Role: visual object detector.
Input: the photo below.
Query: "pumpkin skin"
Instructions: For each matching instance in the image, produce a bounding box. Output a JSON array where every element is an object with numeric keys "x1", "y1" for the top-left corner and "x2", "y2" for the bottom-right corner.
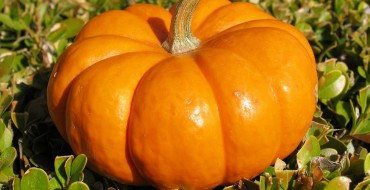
[{"x1": 47, "y1": 0, "x2": 318, "y2": 189}]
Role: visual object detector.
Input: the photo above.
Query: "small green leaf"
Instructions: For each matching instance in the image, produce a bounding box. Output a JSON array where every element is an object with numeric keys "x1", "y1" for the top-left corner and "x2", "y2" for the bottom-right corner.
[
  {"x1": 54, "y1": 156, "x2": 70, "y2": 187},
  {"x1": 0, "y1": 147, "x2": 17, "y2": 171},
  {"x1": 49, "y1": 177, "x2": 63, "y2": 190},
  {"x1": 334, "y1": 101, "x2": 352, "y2": 126},
  {"x1": 11, "y1": 112, "x2": 29, "y2": 133},
  {"x1": 48, "y1": 18, "x2": 84, "y2": 42},
  {"x1": 358, "y1": 85, "x2": 370, "y2": 114},
  {"x1": 354, "y1": 178, "x2": 370, "y2": 190},
  {"x1": 68, "y1": 182, "x2": 90, "y2": 190},
  {"x1": 325, "y1": 176, "x2": 351, "y2": 190},
  {"x1": 0, "y1": 127, "x2": 13, "y2": 151},
  {"x1": 65, "y1": 155, "x2": 74, "y2": 178},
  {"x1": 0, "y1": 172, "x2": 9, "y2": 183},
  {"x1": 295, "y1": 22, "x2": 313, "y2": 34},
  {"x1": 0, "y1": 91, "x2": 13, "y2": 116},
  {"x1": 365, "y1": 153, "x2": 370, "y2": 176},
  {"x1": 12, "y1": 177, "x2": 21, "y2": 190},
  {"x1": 0, "y1": 52, "x2": 16, "y2": 83},
  {"x1": 314, "y1": 181, "x2": 328, "y2": 190},
  {"x1": 321, "y1": 136, "x2": 347, "y2": 155},
  {"x1": 297, "y1": 136, "x2": 321, "y2": 169},
  {"x1": 318, "y1": 70, "x2": 347, "y2": 100},
  {"x1": 275, "y1": 170, "x2": 297, "y2": 190},
  {"x1": 21, "y1": 168, "x2": 49, "y2": 190},
  {"x1": 320, "y1": 148, "x2": 338, "y2": 158},
  {"x1": 70, "y1": 154, "x2": 87, "y2": 181},
  {"x1": 0, "y1": 14, "x2": 25, "y2": 31},
  {"x1": 0, "y1": 121, "x2": 5, "y2": 140}
]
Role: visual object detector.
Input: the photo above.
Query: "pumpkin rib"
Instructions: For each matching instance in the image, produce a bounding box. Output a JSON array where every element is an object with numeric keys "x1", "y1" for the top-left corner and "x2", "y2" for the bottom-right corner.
[
  {"x1": 204, "y1": 27, "x2": 317, "y2": 89},
  {"x1": 194, "y1": 2, "x2": 275, "y2": 40},
  {"x1": 203, "y1": 27, "x2": 317, "y2": 159},
  {"x1": 125, "y1": 4, "x2": 171, "y2": 43},
  {"x1": 190, "y1": 0, "x2": 231, "y2": 31},
  {"x1": 47, "y1": 35, "x2": 167, "y2": 139},
  {"x1": 217, "y1": 20, "x2": 316, "y2": 66},
  {"x1": 65, "y1": 51, "x2": 170, "y2": 185},
  {"x1": 193, "y1": 48, "x2": 282, "y2": 182},
  {"x1": 74, "y1": 10, "x2": 166, "y2": 46},
  {"x1": 128, "y1": 55, "x2": 226, "y2": 189}
]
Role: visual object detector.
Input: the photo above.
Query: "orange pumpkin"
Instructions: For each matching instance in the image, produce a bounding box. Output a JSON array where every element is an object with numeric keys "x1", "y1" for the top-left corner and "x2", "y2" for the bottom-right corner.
[{"x1": 47, "y1": 0, "x2": 318, "y2": 189}]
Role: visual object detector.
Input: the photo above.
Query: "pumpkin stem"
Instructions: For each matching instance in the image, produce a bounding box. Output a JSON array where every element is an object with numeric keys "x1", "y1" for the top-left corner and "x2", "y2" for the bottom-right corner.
[{"x1": 162, "y1": 0, "x2": 200, "y2": 54}]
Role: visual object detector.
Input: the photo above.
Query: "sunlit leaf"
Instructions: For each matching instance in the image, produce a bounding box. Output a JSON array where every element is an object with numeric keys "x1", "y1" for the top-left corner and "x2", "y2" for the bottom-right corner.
[
  {"x1": 326, "y1": 176, "x2": 351, "y2": 190},
  {"x1": 68, "y1": 181, "x2": 89, "y2": 190},
  {"x1": 365, "y1": 153, "x2": 370, "y2": 176},
  {"x1": 54, "y1": 156, "x2": 70, "y2": 187},
  {"x1": 21, "y1": 168, "x2": 49, "y2": 190},
  {"x1": 297, "y1": 136, "x2": 321, "y2": 169},
  {"x1": 0, "y1": 147, "x2": 17, "y2": 171},
  {"x1": 318, "y1": 70, "x2": 347, "y2": 100}
]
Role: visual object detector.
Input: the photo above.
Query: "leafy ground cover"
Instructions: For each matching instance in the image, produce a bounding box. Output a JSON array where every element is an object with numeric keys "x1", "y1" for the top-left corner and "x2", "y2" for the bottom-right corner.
[{"x1": 0, "y1": 0, "x2": 369, "y2": 189}]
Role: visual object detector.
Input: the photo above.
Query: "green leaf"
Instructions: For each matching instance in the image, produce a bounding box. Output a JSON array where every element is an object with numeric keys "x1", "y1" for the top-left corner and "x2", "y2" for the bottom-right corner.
[
  {"x1": 0, "y1": 172, "x2": 9, "y2": 183},
  {"x1": 68, "y1": 182, "x2": 90, "y2": 190},
  {"x1": 275, "y1": 170, "x2": 296, "y2": 190},
  {"x1": 318, "y1": 70, "x2": 347, "y2": 100},
  {"x1": 21, "y1": 168, "x2": 49, "y2": 190},
  {"x1": 65, "y1": 155, "x2": 74, "y2": 179},
  {"x1": 49, "y1": 177, "x2": 63, "y2": 190},
  {"x1": 295, "y1": 22, "x2": 313, "y2": 34},
  {"x1": 48, "y1": 18, "x2": 84, "y2": 42},
  {"x1": 0, "y1": 14, "x2": 25, "y2": 31},
  {"x1": 365, "y1": 153, "x2": 370, "y2": 176},
  {"x1": 0, "y1": 52, "x2": 17, "y2": 82},
  {"x1": 70, "y1": 154, "x2": 87, "y2": 179},
  {"x1": 54, "y1": 156, "x2": 70, "y2": 187},
  {"x1": 359, "y1": 85, "x2": 370, "y2": 114},
  {"x1": 325, "y1": 176, "x2": 351, "y2": 190},
  {"x1": 354, "y1": 178, "x2": 370, "y2": 190},
  {"x1": 297, "y1": 136, "x2": 321, "y2": 169},
  {"x1": 0, "y1": 127, "x2": 13, "y2": 151},
  {"x1": 70, "y1": 154, "x2": 87, "y2": 183},
  {"x1": 334, "y1": 0, "x2": 344, "y2": 14},
  {"x1": 334, "y1": 101, "x2": 352, "y2": 126},
  {"x1": 0, "y1": 147, "x2": 17, "y2": 171},
  {"x1": 11, "y1": 112, "x2": 29, "y2": 133},
  {"x1": 321, "y1": 136, "x2": 347, "y2": 155},
  {"x1": 12, "y1": 177, "x2": 21, "y2": 190},
  {"x1": 320, "y1": 148, "x2": 338, "y2": 158},
  {"x1": 0, "y1": 121, "x2": 5, "y2": 140},
  {"x1": 0, "y1": 91, "x2": 13, "y2": 116},
  {"x1": 314, "y1": 181, "x2": 328, "y2": 190}
]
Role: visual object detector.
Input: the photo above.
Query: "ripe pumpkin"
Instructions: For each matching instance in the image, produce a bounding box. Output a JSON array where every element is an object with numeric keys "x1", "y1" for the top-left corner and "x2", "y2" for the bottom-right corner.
[{"x1": 47, "y1": 0, "x2": 318, "y2": 189}]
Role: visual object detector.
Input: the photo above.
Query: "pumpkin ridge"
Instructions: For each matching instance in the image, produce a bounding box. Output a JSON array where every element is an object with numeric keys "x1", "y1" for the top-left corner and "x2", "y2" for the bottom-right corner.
[
  {"x1": 204, "y1": 27, "x2": 317, "y2": 87},
  {"x1": 47, "y1": 35, "x2": 167, "y2": 139},
  {"x1": 193, "y1": 48, "x2": 281, "y2": 183},
  {"x1": 203, "y1": 27, "x2": 317, "y2": 159},
  {"x1": 65, "y1": 51, "x2": 170, "y2": 184},
  {"x1": 192, "y1": 1, "x2": 231, "y2": 33},
  {"x1": 213, "y1": 22, "x2": 315, "y2": 66},
  {"x1": 194, "y1": 2, "x2": 275, "y2": 40},
  {"x1": 127, "y1": 55, "x2": 226, "y2": 189},
  {"x1": 125, "y1": 4, "x2": 171, "y2": 43},
  {"x1": 75, "y1": 10, "x2": 165, "y2": 46}
]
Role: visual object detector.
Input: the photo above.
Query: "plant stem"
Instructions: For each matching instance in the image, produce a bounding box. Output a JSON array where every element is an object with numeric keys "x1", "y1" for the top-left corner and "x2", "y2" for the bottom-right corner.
[{"x1": 162, "y1": 0, "x2": 200, "y2": 54}]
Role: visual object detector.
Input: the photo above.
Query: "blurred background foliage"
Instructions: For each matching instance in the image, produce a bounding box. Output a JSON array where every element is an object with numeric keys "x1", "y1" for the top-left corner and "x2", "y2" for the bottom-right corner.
[{"x1": 0, "y1": 0, "x2": 370, "y2": 189}]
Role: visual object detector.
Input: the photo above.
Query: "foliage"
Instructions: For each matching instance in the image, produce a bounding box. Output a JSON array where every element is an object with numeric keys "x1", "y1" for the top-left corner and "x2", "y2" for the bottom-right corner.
[{"x1": 0, "y1": 0, "x2": 369, "y2": 189}]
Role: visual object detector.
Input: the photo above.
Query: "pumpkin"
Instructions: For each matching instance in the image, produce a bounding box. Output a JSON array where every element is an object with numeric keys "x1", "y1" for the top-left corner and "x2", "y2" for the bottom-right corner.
[{"x1": 47, "y1": 0, "x2": 318, "y2": 189}]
